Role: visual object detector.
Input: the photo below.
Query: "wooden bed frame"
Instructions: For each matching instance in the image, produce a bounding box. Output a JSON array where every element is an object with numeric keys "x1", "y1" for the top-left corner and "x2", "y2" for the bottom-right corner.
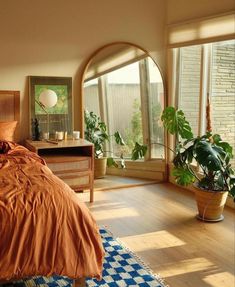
[{"x1": 0, "y1": 90, "x2": 86, "y2": 286}]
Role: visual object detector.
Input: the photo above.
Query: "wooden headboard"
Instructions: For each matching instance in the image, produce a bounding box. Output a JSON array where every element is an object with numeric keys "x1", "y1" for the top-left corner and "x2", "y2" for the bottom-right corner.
[{"x1": 0, "y1": 90, "x2": 20, "y2": 141}]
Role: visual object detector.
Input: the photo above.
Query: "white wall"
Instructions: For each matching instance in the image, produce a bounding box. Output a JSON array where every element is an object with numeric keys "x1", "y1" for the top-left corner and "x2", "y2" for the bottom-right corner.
[{"x1": 0, "y1": 0, "x2": 167, "y2": 141}]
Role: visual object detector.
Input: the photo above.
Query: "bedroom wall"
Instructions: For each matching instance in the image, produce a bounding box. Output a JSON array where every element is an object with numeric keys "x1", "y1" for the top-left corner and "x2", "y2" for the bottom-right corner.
[
  {"x1": 167, "y1": 0, "x2": 235, "y2": 24},
  {"x1": 0, "y1": 0, "x2": 167, "y2": 141}
]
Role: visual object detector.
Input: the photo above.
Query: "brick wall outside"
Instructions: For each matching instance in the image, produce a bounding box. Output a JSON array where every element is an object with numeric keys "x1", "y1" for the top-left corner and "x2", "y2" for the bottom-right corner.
[
  {"x1": 178, "y1": 45, "x2": 201, "y2": 136},
  {"x1": 211, "y1": 41, "x2": 235, "y2": 168},
  {"x1": 178, "y1": 41, "x2": 235, "y2": 168}
]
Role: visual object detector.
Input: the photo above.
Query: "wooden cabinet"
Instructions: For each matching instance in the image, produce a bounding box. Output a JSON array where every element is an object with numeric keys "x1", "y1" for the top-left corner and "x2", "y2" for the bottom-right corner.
[{"x1": 24, "y1": 139, "x2": 94, "y2": 202}]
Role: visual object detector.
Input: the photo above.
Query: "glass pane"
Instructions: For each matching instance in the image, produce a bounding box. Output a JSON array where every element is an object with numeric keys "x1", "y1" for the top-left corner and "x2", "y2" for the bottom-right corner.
[
  {"x1": 147, "y1": 57, "x2": 164, "y2": 158},
  {"x1": 84, "y1": 78, "x2": 100, "y2": 117},
  {"x1": 211, "y1": 39, "x2": 235, "y2": 168},
  {"x1": 178, "y1": 45, "x2": 202, "y2": 136},
  {"x1": 105, "y1": 62, "x2": 142, "y2": 159}
]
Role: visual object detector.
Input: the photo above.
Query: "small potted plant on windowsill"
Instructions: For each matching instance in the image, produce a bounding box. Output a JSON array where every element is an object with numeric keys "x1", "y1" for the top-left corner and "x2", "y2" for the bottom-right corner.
[
  {"x1": 84, "y1": 110, "x2": 147, "y2": 178},
  {"x1": 161, "y1": 104, "x2": 235, "y2": 222}
]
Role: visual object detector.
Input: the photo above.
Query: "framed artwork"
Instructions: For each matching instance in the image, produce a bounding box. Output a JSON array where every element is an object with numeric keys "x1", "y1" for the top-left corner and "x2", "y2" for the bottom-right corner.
[{"x1": 29, "y1": 76, "x2": 72, "y2": 139}]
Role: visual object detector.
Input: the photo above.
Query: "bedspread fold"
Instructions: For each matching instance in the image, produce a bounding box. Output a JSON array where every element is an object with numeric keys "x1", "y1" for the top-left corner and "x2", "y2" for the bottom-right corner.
[{"x1": 0, "y1": 142, "x2": 104, "y2": 280}]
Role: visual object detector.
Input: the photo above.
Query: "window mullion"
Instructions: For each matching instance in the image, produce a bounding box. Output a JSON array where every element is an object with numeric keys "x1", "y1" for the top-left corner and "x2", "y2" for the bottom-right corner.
[
  {"x1": 198, "y1": 44, "x2": 210, "y2": 136},
  {"x1": 99, "y1": 75, "x2": 112, "y2": 154},
  {"x1": 139, "y1": 59, "x2": 150, "y2": 160}
]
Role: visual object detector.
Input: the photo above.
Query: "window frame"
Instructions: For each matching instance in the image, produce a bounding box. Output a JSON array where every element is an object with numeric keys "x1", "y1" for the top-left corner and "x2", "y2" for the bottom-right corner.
[
  {"x1": 84, "y1": 56, "x2": 165, "y2": 162},
  {"x1": 171, "y1": 39, "x2": 235, "y2": 169}
]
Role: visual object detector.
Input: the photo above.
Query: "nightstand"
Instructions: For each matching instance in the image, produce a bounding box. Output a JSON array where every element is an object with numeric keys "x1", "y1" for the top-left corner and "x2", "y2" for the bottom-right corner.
[{"x1": 25, "y1": 139, "x2": 94, "y2": 202}]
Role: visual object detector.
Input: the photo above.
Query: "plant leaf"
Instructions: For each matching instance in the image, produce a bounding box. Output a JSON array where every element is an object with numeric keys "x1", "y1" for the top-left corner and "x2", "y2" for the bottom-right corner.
[
  {"x1": 172, "y1": 167, "x2": 195, "y2": 186},
  {"x1": 195, "y1": 140, "x2": 226, "y2": 171},
  {"x1": 212, "y1": 134, "x2": 233, "y2": 159},
  {"x1": 161, "y1": 107, "x2": 194, "y2": 140},
  {"x1": 107, "y1": 157, "x2": 118, "y2": 168},
  {"x1": 114, "y1": 131, "x2": 125, "y2": 146},
  {"x1": 131, "y1": 142, "x2": 147, "y2": 160}
]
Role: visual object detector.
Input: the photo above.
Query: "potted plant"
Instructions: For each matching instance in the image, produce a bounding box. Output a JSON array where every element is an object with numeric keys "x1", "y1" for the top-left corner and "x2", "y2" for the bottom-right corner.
[
  {"x1": 84, "y1": 110, "x2": 147, "y2": 178},
  {"x1": 161, "y1": 106, "x2": 235, "y2": 221}
]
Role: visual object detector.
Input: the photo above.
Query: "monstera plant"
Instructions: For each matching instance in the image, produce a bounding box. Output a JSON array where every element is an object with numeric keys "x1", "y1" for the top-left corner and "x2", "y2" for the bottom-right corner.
[{"x1": 161, "y1": 106, "x2": 235, "y2": 221}]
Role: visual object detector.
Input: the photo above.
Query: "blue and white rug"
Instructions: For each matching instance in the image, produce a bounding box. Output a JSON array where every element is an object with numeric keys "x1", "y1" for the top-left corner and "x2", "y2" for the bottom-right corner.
[{"x1": 2, "y1": 228, "x2": 166, "y2": 287}]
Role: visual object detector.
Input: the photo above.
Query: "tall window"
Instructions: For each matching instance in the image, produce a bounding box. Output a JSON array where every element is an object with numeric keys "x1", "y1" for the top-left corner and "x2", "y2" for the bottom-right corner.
[
  {"x1": 84, "y1": 56, "x2": 165, "y2": 160},
  {"x1": 106, "y1": 62, "x2": 142, "y2": 158},
  {"x1": 175, "y1": 39, "x2": 235, "y2": 167},
  {"x1": 210, "y1": 40, "x2": 235, "y2": 162},
  {"x1": 147, "y1": 57, "x2": 165, "y2": 158},
  {"x1": 84, "y1": 78, "x2": 100, "y2": 117},
  {"x1": 177, "y1": 45, "x2": 202, "y2": 136}
]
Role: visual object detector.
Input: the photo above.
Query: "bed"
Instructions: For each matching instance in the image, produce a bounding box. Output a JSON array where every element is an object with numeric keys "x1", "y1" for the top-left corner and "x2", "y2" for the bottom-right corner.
[{"x1": 0, "y1": 91, "x2": 104, "y2": 286}]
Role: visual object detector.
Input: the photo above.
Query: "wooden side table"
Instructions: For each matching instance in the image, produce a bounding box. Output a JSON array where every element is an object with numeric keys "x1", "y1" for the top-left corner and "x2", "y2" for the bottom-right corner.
[{"x1": 25, "y1": 139, "x2": 94, "y2": 202}]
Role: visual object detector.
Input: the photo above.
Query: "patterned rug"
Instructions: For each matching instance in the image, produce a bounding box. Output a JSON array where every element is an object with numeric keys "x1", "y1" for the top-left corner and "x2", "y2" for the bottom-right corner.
[{"x1": 1, "y1": 228, "x2": 166, "y2": 287}]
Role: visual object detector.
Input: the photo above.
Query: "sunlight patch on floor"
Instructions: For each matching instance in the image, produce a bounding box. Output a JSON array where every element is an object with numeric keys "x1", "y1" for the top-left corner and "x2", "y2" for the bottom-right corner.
[
  {"x1": 157, "y1": 257, "x2": 216, "y2": 277},
  {"x1": 91, "y1": 207, "x2": 139, "y2": 220},
  {"x1": 203, "y1": 272, "x2": 235, "y2": 287},
  {"x1": 120, "y1": 230, "x2": 186, "y2": 251}
]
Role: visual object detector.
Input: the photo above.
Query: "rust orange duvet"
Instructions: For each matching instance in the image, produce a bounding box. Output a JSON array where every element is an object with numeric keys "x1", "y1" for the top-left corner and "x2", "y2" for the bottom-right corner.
[{"x1": 0, "y1": 141, "x2": 104, "y2": 281}]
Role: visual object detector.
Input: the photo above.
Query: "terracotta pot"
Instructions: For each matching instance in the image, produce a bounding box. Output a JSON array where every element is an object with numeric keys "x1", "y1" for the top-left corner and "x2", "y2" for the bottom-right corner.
[
  {"x1": 193, "y1": 186, "x2": 228, "y2": 222},
  {"x1": 94, "y1": 157, "x2": 107, "y2": 179}
]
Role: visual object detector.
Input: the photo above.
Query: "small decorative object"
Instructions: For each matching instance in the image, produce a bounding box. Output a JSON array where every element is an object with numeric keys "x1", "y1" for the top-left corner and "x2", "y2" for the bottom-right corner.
[
  {"x1": 42, "y1": 132, "x2": 49, "y2": 140},
  {"x1": 32, "y1": 118, "x2": 40, "y2": 141},
  {"x1": 35, "y1": 89, "x2": 58, "y2": 139},
  {"x1": 64, "y1": 131, "x2": 68, "y2": 140},
  {"x1": 73, "y1": 131, "x2": 80, "y2": 140},
  {"x1": 55, "y1": 131, "x2": 64, "y2": 141}
]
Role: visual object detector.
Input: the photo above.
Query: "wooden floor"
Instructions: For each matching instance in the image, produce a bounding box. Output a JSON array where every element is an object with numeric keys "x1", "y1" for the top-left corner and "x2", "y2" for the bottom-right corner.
[{"x1": 78, "y1": 181, "x2": 235, "y2": 287}]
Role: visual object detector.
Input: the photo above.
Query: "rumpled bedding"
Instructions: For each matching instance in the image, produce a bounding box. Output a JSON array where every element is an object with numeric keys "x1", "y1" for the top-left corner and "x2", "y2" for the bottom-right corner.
[{"x1": 0, "y1": 141, "x2": 104, "y2": 281}]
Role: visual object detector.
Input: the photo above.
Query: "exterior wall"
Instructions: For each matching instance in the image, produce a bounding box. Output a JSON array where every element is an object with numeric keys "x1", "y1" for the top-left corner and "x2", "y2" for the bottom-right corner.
[
  {"x1": 211, "y1": 41, "x2": 235, "y2": 166},
  {"x1": 178, "y1": 46, "x2": 201, "y2": 136},
  {"x1": 84, "y1": 83, "x2": 163, "y2": 138}
]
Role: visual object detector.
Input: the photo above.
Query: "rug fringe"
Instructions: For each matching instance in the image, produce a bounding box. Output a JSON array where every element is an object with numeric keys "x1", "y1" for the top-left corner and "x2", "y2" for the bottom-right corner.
[{"x1": 101, "y1": 225, "x2": 170, "y2": 287}]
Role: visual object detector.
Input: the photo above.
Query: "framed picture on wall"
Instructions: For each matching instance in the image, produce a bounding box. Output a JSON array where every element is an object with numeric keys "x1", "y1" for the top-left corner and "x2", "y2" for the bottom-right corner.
[{"x1": 29, "y1": 76, "x2": 73, "y2": 140}]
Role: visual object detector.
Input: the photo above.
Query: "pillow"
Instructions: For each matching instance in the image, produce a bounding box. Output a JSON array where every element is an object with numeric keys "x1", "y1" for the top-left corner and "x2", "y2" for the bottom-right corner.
[{"x1": 0, "y1": 121, "x2": 18, "y2": 141}]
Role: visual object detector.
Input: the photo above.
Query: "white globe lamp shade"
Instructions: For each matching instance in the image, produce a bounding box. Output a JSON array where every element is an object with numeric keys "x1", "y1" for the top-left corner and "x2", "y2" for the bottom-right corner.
[{"x1": 39, "y1": 89, "x2": 58, "y2": 108}]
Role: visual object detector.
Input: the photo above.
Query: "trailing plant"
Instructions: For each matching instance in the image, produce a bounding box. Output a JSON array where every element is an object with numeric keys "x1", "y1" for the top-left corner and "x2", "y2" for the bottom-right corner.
[
  {"x1": 161, "y1": 106, "x2": 235, "y2": 199},
  {"x1": 84, "y1": 110, "x2": 147, "y2": 168}
]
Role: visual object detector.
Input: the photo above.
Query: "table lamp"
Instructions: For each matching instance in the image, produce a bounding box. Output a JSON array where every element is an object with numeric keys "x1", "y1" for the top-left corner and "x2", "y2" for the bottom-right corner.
[{"x1": 35, "y1": 89, "x2": 58, "y2": 138}]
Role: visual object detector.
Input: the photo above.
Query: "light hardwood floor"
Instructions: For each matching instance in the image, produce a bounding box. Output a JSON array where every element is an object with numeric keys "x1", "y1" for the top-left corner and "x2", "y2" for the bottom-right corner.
[{"x1": 78, "y1": 182, "x2": 235, "y2": 287}]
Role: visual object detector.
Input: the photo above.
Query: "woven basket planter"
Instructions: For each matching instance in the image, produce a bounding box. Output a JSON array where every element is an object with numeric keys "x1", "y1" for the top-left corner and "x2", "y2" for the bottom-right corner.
[
  {"x1": 193, "y1": 186, "x2": 228, "y2": 222},
  {"x1": 94, "y1": 157, "x2": 107, "y2": 179}
]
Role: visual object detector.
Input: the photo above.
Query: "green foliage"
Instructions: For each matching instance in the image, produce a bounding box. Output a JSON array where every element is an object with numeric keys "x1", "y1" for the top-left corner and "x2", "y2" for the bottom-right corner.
[
  {"x1": 172, "y1": 167, "x2": 195, "y2": 186},
  {"x1": 84, "y1": 110, "x2": 109, "y2": 158},
  {"x1": 131, "y1": 142, "x2": 148, "y2": 161},
  {"x1": 124, "y1": 99, "x2": 163, "y2": 157},
  {"x1": 195, "y1": 140, "x2": 226, "y2": 171},
  {"x1": 124, "y1": 99, "x2": 143, "y2": 153},
  {"x1": 161, "y1": 106, "x2": 194, "y2": 140},
  {"x1": 161, "y1": 106, "x2": 235, "y2": 199},
  {"x1": 84, "y1": 110, "x2": 147, "y2": 169}
]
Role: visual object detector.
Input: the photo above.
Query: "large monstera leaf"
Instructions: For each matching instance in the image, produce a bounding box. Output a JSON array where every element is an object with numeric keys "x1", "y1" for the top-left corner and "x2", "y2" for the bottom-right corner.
[
  {"x1": 195, "y1": 140, "x2": 226, "y2": 171},
  {"x1": 172, "y1": 167, "x2": 195, "y2": 186},
  {"x1": 161, "y1": 107, "x2": 193, "y2": 140},
  {"x1": 131, "y1": 142, "x2": 147, "y2": 160},
  {"x1": 212, "y1": 134, "x2": 233, "y2": 161}
]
